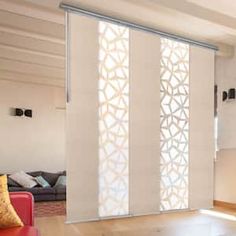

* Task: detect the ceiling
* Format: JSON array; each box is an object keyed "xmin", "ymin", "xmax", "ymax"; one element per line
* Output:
[
  {"xmin": 187, "ymin": 0, "xmax": 236, "ymax": 18},
  {"xmin": 0, "ymin": 0, "xmax": 65, "ymax": 87},
  {"xmin": 0, "ymin": 0, "xmax": 235, "ymax": 87}
]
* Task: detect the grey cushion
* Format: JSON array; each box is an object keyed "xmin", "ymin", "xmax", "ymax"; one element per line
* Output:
[
  {"xmin": 55, "ymin": 186, "xmax": 66, "ymax": 194},
  {"xmin": 55, "ymin": 176, "xmax": 66, "ymax": 187},
  {"xmin": 29, "ymin": 187, "xmax": 56, "ymax": 195},
  {"xmin": 9, "ymin": 186, "xmax": 56, "ymax": 195},
  {"xmin": 27, "ymin": 171, "xmax": 43, "ymax": 177},
  {"xmin": 35, "ymin": 195, "xmax": 56, "ymax": 202},
  {"xmin": 42, "ymin": 172, "xmax": 61, "ymax": 186},
  {"xmin": 56, "ymin": 194, "xmax": 66, "ymax": 201},
  {"xmin": 7, "ymin": 176, "xmax": 20, "ymax": 187},
  {"xmin": 35, "ymin": 176, "xmax": 51, "ymax": 188},
  {"xmin": 8, "ymin": 187, "xmax": 26, "ymax": 192}
]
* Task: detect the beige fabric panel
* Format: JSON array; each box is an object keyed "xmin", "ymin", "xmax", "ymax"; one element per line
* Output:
[
  {"xmin": 66, "ymin": 13, "xmax": 99, "ymax": 222},
  {"xmin": 129, "ymin": 30, "xmax": 161, "ymax": 215},
  {"xmin": 189, "ymin": 46, "xmax": 215, "ymax": 210}
]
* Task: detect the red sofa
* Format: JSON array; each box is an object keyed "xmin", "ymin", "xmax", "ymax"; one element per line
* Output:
[{"xmin": 0, "ymin": 192, "xmax": 40, "ymax": 236}]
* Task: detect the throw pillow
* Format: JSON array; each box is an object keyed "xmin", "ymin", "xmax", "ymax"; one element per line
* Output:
[
  {"xmin": 0, "ymin": 175, "xmax": 23, "ymax": 228},
  {"xmin": 35, "ymin": 176, "xmax": 51, "ymax": 188},
  {"xmin": 42, "ymin": 172, "xmax": 61, "ymax": 186},
  {"xmin": 27, "ymin": 171, "xmax": 42, "ymax": 178},
  {"xmin": 54, "ymin": 176, "xmax": 66, "ymax": 187},
  {"xmin": 9, "ymin": 171, "xmax": 37, "ymax": 188},
  {"xmin": 7, "ymin": 177, "xmax": 20, "ymax": 187}
]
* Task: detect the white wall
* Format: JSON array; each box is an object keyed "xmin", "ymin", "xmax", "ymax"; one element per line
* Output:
[
  {"xmin": 215, "ymin": 149, "xmax": 236, "ymax": 203},
  {"xmin": 0, "ymin": 80, "xmax": 65, "ymax": 173},
  {"xmin": 217, "ymin": 50, "xmax": 236, "ymax": 149},
  {"xmin": 215, "ymin": 49, "xmax": 236, "ymax": 202}
]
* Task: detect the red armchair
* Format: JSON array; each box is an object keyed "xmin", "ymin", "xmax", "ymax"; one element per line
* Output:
[{"xmin": 0, "ymin": 192, "xmax": 40, "ymax": 236}]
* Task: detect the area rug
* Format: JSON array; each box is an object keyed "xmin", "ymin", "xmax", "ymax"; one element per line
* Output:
[{"xmin": 35, "ymin": 201, "xmax": 66, "ymax": 217}]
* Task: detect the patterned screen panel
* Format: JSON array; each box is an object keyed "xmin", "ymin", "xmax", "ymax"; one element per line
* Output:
[
  {"xmin": 160, "ymin": 38, "xmax": 189, "ymax": 211},
  {"xmin": 98, "ymin": 21, "xmax": 129, "ymax": 217}
]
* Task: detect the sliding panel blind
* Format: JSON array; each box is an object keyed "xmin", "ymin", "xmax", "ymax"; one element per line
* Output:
[
  {"xmin": 189, "ymin": 46, "xmax": 214, "ymax": 209},
  {"xmin": 129, "ymin": 30, "xmax": 161, "ymax": 215},
  {"xmin": 98, "ymin": 21, "xmax": 129, "ymax": 217},
  {"xmin": 66, "ymin": 14, "xmax": 99, "ymax": 222},
  {"xmin": 66, "ymin": 10, "xmax": 215, "ymax": 222},
  {"xmin": 160, "ymin": 38, "xmax": 189, "ymax": 211}
]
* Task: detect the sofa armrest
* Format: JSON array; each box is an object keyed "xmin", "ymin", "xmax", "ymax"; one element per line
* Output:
[{"xmin": 10, "ymin": 192, "xmax": 34, "ymax": 226}]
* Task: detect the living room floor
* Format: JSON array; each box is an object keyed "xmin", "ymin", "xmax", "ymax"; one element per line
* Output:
[
  {"xmin": 35, "ymin": 201, "xmax": 66, "ymax": 217},
  {"xmin": 35, "ymin": 207, "xmax": 236, "ymax": 236}
]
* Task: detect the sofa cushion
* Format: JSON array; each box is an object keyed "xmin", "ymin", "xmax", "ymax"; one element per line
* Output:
[
  {"xmin": 41, "ymin": 172, "xmax": 61, "ymax": 186},
  {"xmin": 9, "ymin": 172, "xmax": 37, "ymax": 188},
  {"xmin": 34, "ymin": 194, "xmax": 56, "ymax": 202},
  {"xmin": 9, "ymin": 187, "xmax": 55, "ymax": 195},
  {"xmin": 8, "ymin": 187, "xmax": 26, "ymax": 192},
  {"xmin": 29, "ymin": 187, "xmax": 55, "ymax": 195},
  {"xmin": 35, "ymin": 176, "xmax": 50, "ymax": 188},
  {"xmin": 55, "ymin": 186, "xmax": 66, "ymax": 194},
  {"xmin": 54, "ymin": 176, "xmax": 66, "ymax": 187},
  {"xmin": 7, "ymin": 177, "xmax": 20, "ymax": 187},
  {"xmin": 55, "ymin": 194, "xmax": 66, "ymax": 201},
  {"xmin": 27, "ymin": 171, "xmax": 42, "ymax": 178}
]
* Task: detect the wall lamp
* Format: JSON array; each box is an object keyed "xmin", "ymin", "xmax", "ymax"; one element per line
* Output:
[
  {"xmin": 222, "ymin": 88, "xmax": 235, "ymax": 102},
  {"xmin": 14, "ymin": 108, "xmax": 33, "ymax": 118}
]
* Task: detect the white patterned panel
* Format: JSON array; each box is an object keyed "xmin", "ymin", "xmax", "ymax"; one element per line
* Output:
[
  {"xmin": 160, "ymin": 38, "xmax": 189, "ymax": 211},
  {"xmin": 98, "ymin": 21, "xmax": 129, "ymax": 217}
]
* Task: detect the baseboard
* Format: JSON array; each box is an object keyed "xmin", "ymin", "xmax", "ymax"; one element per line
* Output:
[{"xmin": 214, "ymin": 200, "xmax": 236, "ymax": 209}]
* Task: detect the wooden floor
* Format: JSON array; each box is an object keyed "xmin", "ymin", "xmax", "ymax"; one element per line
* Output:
[{"xmin": 35, "ymin": 207, "xmax": 236, "ymax": 236}]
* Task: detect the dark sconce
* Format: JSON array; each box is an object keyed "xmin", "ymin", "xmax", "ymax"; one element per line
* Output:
[
  {"xmin": 222, "ymin": 88, "xmax": 236, "ymax": 102},
  {"xmin": 15, "ymin": 108, "xmax": 24, "ymax": 116},
  {"xmin": 13, "ymin": 108, "xmax": 33, "ymax": 118},
  {"xmin": 24, "ymin": 109, "xmax": 32, "ymax": 118},
  {"xmin": 222, "ymin": 91, "xmax": 227, "ymax": 101},
  {"xmin": 228, "ymin": 88, "xmax": 235, "ymax": 99}
]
